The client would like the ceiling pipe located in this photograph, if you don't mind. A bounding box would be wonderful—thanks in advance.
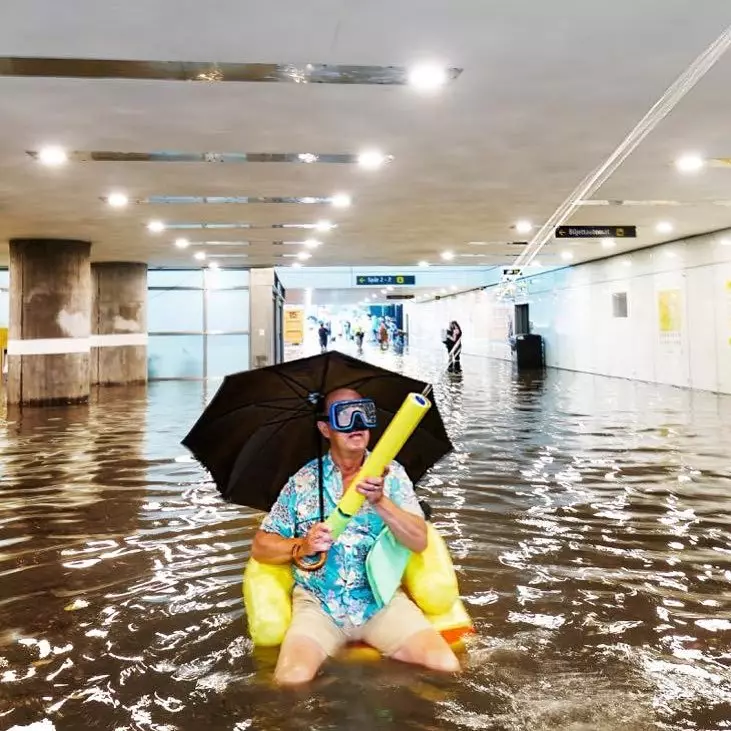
[512,23,731,271]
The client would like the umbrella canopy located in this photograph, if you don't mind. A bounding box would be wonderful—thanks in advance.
[182,351,453,512]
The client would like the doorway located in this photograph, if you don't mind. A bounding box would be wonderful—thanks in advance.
[515,303,530,335]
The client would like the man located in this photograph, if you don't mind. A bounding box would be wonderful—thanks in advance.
[252,387,460,685]
[318,322,329,353]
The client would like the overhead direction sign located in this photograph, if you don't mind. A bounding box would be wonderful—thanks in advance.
[356,275,416,286]
[502,268,522,278]
[555,225,636,238]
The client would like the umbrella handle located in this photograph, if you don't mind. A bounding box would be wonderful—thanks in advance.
[292,543,327,571]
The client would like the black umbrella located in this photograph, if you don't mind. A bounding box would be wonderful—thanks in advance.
[182,350,453,514]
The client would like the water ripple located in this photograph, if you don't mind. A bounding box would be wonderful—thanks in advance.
[1,350,730,730]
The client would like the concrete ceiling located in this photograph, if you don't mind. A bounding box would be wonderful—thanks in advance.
[1,0,731,270]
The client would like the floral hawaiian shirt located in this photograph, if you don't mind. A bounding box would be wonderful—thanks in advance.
[260,452,423,627]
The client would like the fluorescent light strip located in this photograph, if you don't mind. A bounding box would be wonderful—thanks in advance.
[207,253,249,258]
[31,151,363,164]
[136,195,342,205]
[579,198,731,206]
[161,223,335,230]
[198,241,250,246]
[467,240,529,246]
[2,57,462,85]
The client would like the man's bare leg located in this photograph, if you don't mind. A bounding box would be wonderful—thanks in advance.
[274,633,328,686]
[391,628,461,672]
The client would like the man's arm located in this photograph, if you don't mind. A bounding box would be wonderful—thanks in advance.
[374,497,427,553]
[357,468,428,553]
[252,531,302,564]
[252,523,333,564]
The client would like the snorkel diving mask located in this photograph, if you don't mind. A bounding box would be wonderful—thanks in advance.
[328,398,378,433]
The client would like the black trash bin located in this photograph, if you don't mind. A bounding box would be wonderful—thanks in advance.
[514,333,544,370]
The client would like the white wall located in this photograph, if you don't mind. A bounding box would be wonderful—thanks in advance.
[0,269,8,328]
[406,230,731,394]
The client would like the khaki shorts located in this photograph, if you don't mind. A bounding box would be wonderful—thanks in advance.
[288,586,432,658]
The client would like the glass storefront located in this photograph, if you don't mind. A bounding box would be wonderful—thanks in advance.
[147,268,250,380]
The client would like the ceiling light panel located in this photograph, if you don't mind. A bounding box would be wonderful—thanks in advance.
[28,150,375,165]
[1,57,462,85]
[138,195,349,205]
[157,222,337,230]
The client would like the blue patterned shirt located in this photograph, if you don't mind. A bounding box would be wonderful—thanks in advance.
[260,452,423,627]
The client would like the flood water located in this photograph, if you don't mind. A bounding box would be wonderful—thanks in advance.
[1,348,730,731]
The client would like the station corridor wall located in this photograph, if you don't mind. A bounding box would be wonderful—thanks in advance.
[406,231,731,394]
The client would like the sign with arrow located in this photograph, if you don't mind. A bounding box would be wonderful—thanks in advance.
[555,225,636,238]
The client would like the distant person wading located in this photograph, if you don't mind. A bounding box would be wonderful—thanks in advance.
[444,321,462,373]
[318,323,330,353]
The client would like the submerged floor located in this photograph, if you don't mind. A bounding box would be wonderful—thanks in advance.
[1,348,730,730]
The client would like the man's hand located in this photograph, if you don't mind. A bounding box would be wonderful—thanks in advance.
[303,522,333,556]
[356,476,386,505]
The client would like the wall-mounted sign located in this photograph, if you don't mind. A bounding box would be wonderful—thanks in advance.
[356,275,416,286]
[502,268,522,277]
[555,225,637,238]
[283,307,305,345]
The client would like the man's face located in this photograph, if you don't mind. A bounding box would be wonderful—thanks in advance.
[319,388,373,456]
[329,425,370,454]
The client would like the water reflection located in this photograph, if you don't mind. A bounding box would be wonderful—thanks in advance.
[0,350,730,730]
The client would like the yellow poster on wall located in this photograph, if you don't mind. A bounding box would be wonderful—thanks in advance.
[284,307,305,345]
[0,327,7,377]
[657,289,682,333]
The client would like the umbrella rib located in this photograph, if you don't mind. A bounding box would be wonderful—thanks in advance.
[196,395,313,426]
[274,370,313,400]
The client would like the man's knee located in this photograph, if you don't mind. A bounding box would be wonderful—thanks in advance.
[423,647,461,673]
[274,661,318,686]
[391,629,461,673]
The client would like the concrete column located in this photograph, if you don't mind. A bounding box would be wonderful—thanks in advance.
[91,263,148,385]
[7,239,91,406]
[249,268,285,369]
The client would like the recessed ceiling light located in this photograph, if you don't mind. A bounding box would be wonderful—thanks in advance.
[148,220,165,233]
[386,285,394,292]
[720,237,731,246]
[515,220,533,234]
[441,251,455,261]
[194,251,206,261]
[315,220,335,232]
[107,192,129,208]
[381,288,387,294]
[208,262,220,270]
[331,193,352,209]
[440,288,447,294]
[303,238,321,249]
[450,285,457,291]
[298,153,318,164]
[297,251,312,261]
[418,260,430,267]
[38,145,68,166]
[561,250,574,261]
[533,260,542,268]
[601,237,616,250]
[656,221,674,234]
[175,238,190,249]
[358,150,388,170]
[371,294,377,299]
[408,63,448,91]
[622,258,632,268]
[675,154,705,173]
[666,250,679,259]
